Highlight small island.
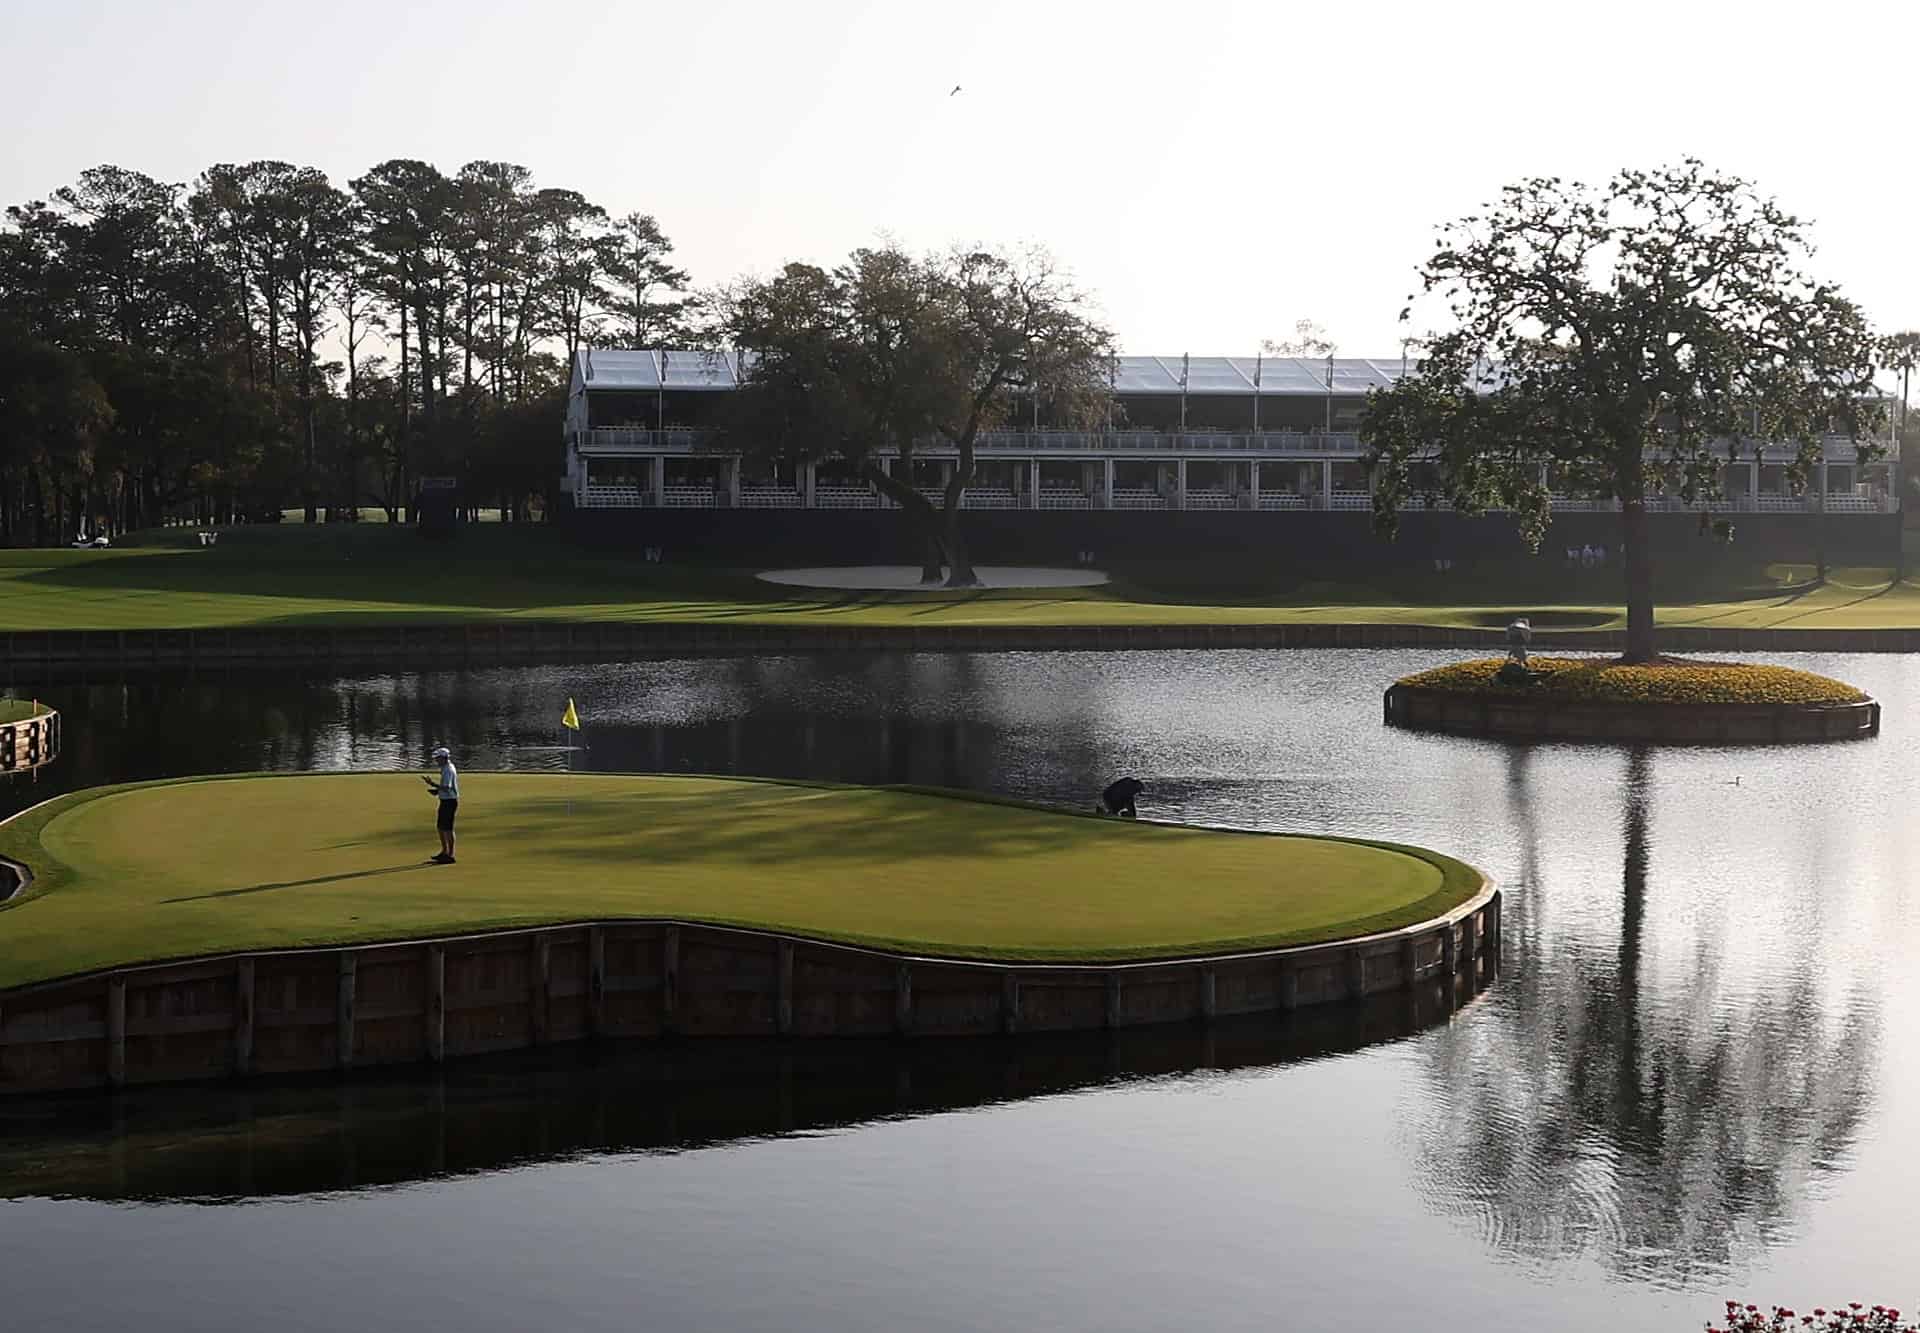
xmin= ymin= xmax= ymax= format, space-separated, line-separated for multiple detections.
xmin=1385 ymin=656 xmax=1879 ymax=743
xmin=0 ymin=774 xmax=1497 ymax=1093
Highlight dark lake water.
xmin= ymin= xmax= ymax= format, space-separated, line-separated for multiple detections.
xmin=4 ymin=648 xmax=1918 ymax=1332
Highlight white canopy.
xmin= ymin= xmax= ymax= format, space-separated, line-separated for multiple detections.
xmin=574 ymin=350 xmax=1418 ymax=397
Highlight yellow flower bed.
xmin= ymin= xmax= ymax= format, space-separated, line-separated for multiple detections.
xmin=1399 ymin=657 xmax=1866 ymax=707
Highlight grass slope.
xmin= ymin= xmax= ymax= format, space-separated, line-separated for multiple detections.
xmin=0 ymin=774 xmax=1482 ymax=989
xmin=2 ymin=525 xmax=1918 ymax=632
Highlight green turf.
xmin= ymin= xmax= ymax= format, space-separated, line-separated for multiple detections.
xmin=0 ymin=700 xmax=49 ymax=724
xmin=2 ymin=524 xmax=1917 ymax=632
xmin=0 ymin=773 xmax=1482 ymax=989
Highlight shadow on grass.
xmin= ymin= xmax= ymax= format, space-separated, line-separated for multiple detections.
xmin=162 ymin=863 xmax=435 ymax=903
xmin=1767 ymin=577 xmax=1900 ymax=627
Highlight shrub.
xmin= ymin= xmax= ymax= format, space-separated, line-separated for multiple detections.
xmin=1399 ymin=657 xmax=1865 ymax=707
xmin=1710 ymin=1302 xmax=1915 ymax=1333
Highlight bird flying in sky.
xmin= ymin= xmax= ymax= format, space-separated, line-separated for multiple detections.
xmin=950 ymin=84 xmax=962 ymax=96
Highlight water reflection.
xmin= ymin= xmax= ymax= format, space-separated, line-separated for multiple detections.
xmin=0 ymin=984 xmax=1484 ymax=1203
xmin=1409 ymin=746 xmax=1879 ymax=1286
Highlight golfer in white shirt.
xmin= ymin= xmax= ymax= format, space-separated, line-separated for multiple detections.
xmin=424 ymin=746 xmax=460 ymax=864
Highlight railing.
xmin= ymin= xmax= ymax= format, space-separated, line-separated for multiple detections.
xmin=1549 ymin=493 xmax=1891 ymax=514
xmin=972 ymin=429 xmax=1369 ymax=455
xmin=660 ymin=485 xmax=718 ymax=508
xmin=578 ymin=427 xmax=1368 ymax=456
xmin=578 ymin=426 xmax=1891 ymax=465
xmin=738 ymin=488 xmax=802 ymax=509
xmin=578 ymin=427 xmax=709 ymax=453
xmin=570 ymin=483 xmax=1892 ymax=514
xmin=578 ymin=485 xmax=648 ymax=508
xmin=813 ymin=486 xmax=882 ymax=510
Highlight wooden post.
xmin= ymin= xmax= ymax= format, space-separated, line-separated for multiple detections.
xmin=1462 ymin=913 xmax=1480 ymax=971
xmin=587 ymin=927 xmax=606 ymax=1038
xmin=1199 ymin=967 xmax=1217 ymax=1022
xmin=1441 ymin=921 xmax=1459 ymax=977
xmin=531 ymin=934 xmax=551 ymax=1046
xmin=1347 ymin=948 xmax=1366 ymax=1000
xmin=425 ymin=945 xmax=446 ymax=1062
xmin=1401 ymin=936 xmax=1419 ymax=990
xmin=1001 ymin=972 xmax=1021 ymax=1035
xmin=1104 ymin=973 xmax=1122 ymax=1029
xmin=1486 ymin=893 xmax=1502 ymax=959
xmin=106 ymin=976 xmax=127 ymax=1088
xmin=337 ymin=954 xmax=357 ymax=1069
xmin=234 ymin=958 xmax=255 ymax=1076
xmin=1279 ymin=959 xmax=1300 ymax=1012
xmin=662 ymin=926 xmax=680 ymax=1034
xmin=894 ymin=963 xmax=913 ymax=1035
xmin=776 ymin=940 xmax=795 ymax=1035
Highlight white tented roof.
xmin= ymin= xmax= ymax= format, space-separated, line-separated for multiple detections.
xmin=1113 ymin=356 xmax=1416 ymax=395
xmin=575 ymin=350 xmax=1418 ymax=396
xmin=574 ymin=348 xmax=745 ymax=391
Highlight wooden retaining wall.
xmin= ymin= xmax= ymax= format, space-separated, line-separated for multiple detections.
xmin=0 ymin=887 xmax=1498 ymax=1096
xmin=5 ymin=619 xmax=1920 ymax=676
xmin=0 ymin=707 xmax=60 ymax=776
xmin=1384 ymin=684 xmax=1881 ymax=743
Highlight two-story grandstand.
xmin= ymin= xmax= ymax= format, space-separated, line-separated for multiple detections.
xmin=560 ymin=348 xmax=1902 ymax=568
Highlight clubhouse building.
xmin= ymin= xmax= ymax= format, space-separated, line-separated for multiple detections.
xmin=562 ymin=348 xmax=1900 ymax=518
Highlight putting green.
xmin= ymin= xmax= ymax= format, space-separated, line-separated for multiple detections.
xmin=0 ymin=774 xmax=1481 ymax=989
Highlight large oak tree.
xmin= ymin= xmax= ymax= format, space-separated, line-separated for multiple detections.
xmin=716 ymin=243 xmax=1110 ymax=586
xmin=1363 ymin=161 xmax=1884 ymax=662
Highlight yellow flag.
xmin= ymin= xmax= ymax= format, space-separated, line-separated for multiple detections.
xmin=561 ymin=698 xmax=581 ymax=731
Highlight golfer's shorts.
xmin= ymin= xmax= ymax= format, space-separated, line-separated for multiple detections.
xmin=437 ymin=799 xmax=458 ymax=832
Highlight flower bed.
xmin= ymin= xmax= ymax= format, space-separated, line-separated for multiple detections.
xmin=1383 ymin=657 xmax=1878 ymax=743
xmin=1397 ymin=657 xmax=1865 ymax=707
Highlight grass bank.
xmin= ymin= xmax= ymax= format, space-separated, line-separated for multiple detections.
xmin=0 ymin=773 xmax=1483 ymax=989
xmin=2 ymin=524 xmax=1918 ymax=632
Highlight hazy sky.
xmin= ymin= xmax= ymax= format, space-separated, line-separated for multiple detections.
xmin=3 ymin=0 xmax=1915 ymax=356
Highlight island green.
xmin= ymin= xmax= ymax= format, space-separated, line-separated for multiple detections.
xmin=0 ymin=774 xmax=1483 ymax=990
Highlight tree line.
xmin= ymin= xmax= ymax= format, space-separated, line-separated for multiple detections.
xmin=0 ymin=159 xmax=692 ymax=542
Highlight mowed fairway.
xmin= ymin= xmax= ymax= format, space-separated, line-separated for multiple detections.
xmin=0 ymin=774 xmax=1479 ymax=989
xmin=6 ymin=527 xmax=1920 ymax=632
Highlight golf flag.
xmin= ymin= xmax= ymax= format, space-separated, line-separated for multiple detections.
xmin=561 ymin=698 xmax=581 ymax=731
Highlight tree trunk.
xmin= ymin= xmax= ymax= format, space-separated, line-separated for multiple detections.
xmin=943 ymin=505 xmax=979 ymax=587
xmin=1621 ymin=498 xmax=1656 ymax=663
xmin=915 ymin=534 xmax=944 ymax=584
xmin=941 ymin=450 xmax=980 ymax=588
xmin=27 ymin=466 xmax=45 ymax=546
xmin=861 ymin=460 xmax=946 ymax=581
xmin=398 ymin=296 xmax=412 ymax=521
xmin=1816 ymin=463 xmax=1829 ymax=584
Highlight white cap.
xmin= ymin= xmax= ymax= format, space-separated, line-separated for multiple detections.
xmin=432 ymin=746 xmax=451 ymax=760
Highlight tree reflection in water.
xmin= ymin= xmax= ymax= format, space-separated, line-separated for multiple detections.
xmin=1407 ymin=746 xmax=1879 ymax=1286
